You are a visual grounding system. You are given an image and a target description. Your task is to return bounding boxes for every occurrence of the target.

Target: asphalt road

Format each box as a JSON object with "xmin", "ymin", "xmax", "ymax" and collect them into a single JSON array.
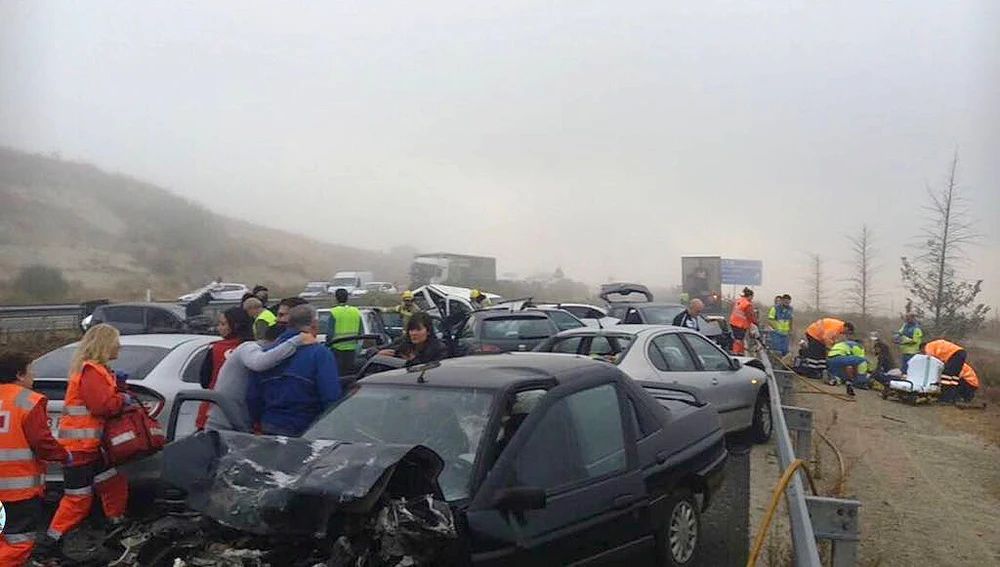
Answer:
[{"xmin": 696, "ymin": 437, "xmax": 751, "ymax": 566}]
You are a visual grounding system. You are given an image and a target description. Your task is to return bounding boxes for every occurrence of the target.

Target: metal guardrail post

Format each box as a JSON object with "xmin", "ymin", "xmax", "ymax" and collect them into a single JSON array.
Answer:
[
  {"xmin": 804, "ymin": 496, "xmax": 861, "ymax": 567},
  {"xmin": 782, "ymin": 406, "xmax": 814, "ymax": 461},
  {"xmin": 761, "ymin": 355, "xmax": 823, "ymax": 566}
]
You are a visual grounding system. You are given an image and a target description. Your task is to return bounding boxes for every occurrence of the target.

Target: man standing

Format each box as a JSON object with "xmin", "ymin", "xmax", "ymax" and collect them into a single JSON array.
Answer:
[
  {"xmin": 393, "ymin": 291, "xmax": 421, "ymax": 328},
  {"xmin": 728, "ymin": 288, "xmax": 758, "ymax": 354},
  {"xmin": 0, "ymin": 352, "xmax": 69, "ymax": 565},
  {"xmin": 243, "ymin": 298, "xmax": 276, "ymax": 340},
  {"xmin": 766, "ymin": 294, "xmax": 794, "ymax": 357},
  {"xmin": 329, "ymin": 288, "xmax": 362, "ymax": 376},
  {"xmin": 894, "ymin": 313, "xmax": 923, "ymax": 372},
  {"xmin": 672, "ymin": 298, "xmax": 704, "ymax": 331},
  {"xmin": 247, "ymin": 304, "xmax": 341, "ymax": 437},
  {"xmin": 798, "ymin": 318, "xmax": 854, "ymax": 378}
]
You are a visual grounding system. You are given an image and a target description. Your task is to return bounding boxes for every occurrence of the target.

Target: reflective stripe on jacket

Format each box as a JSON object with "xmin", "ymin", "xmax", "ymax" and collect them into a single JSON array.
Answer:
[
  {"xmin": 729, "ymin": 297, "xmax": 755, "ymax": 330},
  {"xmin": 767, "ymin": 306, "xmax": 792, "ymax": 334},
  {"xmin": 0, "ymin": 384, "xmax": 45, "ymax": 501},
  {"xmin": 897, "ymin": 322, "xmax": 923, "ymax": 354},
  {"xmin": 58, "ymin": 361, "xmax": 115, "ymax": 453}
]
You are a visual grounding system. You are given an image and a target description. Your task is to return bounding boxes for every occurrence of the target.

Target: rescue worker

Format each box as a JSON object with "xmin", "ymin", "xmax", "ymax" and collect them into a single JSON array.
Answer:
[
  {"xmin": 0, "ymin": 352, "xmax": 69, "ymax": 566},
  {"xmin": 766, "ymin": 294, "xmax": 793, "ymax": 356},
  {"xmin": 944, "ymin": 363, "xmax": 979, "ymax": 402},
  {"xmin": 798, "ymin": 318, "xmax": 854, "ymax": 378},
  {"xmin": 251, "ymin": 284, "xmax": 270, "ymax": 307},
  {"xmin": 44, "ymin": 324, "xmax": 133, "ymax": 553},
  {"xmin": 728, "ymin": 288, "xmax": 758, "ymax": 355},
  {"xmin": 470, "ymin": 289, "xmax": 492, "ymax": 310},
  {"xmin": 392, "ymin": 290, "xmax": 420, "ymax": 328},
  {"xmin": 894, "ymin": 312, "xmax": 923, "ymax": 372},
  {"xmin": 921, "ymin": 338, "xmax": 968, "ymax": 380},
  {"xmin": 244, "ymin": 297, "xmax": 276, "ymax": 340},
  {"xmin": 329, "ymin": 288, "xmax": 362, "ymax": 376},
  {"xmin": 827, "ymin": 337, "xmax": 868, "ymax": 395}
]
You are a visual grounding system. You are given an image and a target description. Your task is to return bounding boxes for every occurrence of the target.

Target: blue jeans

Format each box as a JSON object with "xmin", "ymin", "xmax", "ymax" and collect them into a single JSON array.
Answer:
[
  {"xmin": 768, "ymin": 332, "xmax": 789, "ymax": 355},
  {"xmin": 827, "ymin": 355, "xmax": 867, "ymax": 381}
]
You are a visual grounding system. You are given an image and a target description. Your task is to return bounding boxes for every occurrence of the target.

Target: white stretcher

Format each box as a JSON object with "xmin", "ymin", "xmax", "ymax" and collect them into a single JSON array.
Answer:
[{"xmin": 882, "ymin": 355, "xmax": 943, "ymax": 404}]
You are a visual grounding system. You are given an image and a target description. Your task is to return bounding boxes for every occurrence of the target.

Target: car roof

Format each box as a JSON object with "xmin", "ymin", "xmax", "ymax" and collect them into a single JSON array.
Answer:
[
  {"xmin": 549, "ymin": 324, "xmax": 687, "ymax": 338},
  {"xmin": 52, "ymin": 333, "xmax": 216, "ymax": 351},
  {"xmin": 607, "ymin": 302, "xmax": 684, "ymax": 309},
  {"xmin": 472, "ymin": 309, "xmax": 552, "ymax": 320},
  {"xmin": 361, "ymin": 353, "xmax": 612, "ymax": 389}
]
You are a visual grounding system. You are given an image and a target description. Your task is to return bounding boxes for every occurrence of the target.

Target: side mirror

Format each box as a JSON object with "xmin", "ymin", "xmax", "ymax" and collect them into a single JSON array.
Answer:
[
  {"xmin": 730, "ymin": 357, "xmax": 742, "ymax": 371},
  {"xmin": 493, "ymin": 486, "xmax": 547, "ymax": 512}
]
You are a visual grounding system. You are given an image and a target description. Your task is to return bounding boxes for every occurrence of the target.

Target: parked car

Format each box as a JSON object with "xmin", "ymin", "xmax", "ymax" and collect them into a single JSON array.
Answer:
[
  {"xmin": 82, "ymin": 303, "xmax": 190, "ymax": 335},
  {"xmin": 534, "ymin": 325, "xmax": 772, "ymax": 440},
  {"xmin": 299, "ymin": 281, "xmax": 332, "ymax": 298},
  {"xmin": 165, "ymin": 353, "xmax": 728, "ymax": 566},
  {"xmin": 457, "ymin": 308, "xmax": 585, "ymax": 353},
  {"xmin": 537, "ymin": 302, "xmax": 619, "ymax": 328},
  {"xmin": 350, "ymin": 281, "xmax": 399, "ymax": 297},
  {"xmin": 31, "ymin": 334, "xmax": 218, "ymax": 485},
  {"xmin": 178, "ymin": 282, "xmax": 249, "ymax": 302}
]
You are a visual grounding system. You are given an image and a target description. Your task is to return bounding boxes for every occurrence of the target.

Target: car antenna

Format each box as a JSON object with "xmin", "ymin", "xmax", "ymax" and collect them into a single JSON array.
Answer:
[{"xmin": 406, "ymin": 360, "xmax": 441, "ymax": 383}]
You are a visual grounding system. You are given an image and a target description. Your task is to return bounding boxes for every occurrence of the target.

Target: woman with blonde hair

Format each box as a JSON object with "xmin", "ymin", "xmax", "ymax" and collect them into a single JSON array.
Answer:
[{"xmin": 40, "ymin": 324, "xmax": 134, "ymax": 556}]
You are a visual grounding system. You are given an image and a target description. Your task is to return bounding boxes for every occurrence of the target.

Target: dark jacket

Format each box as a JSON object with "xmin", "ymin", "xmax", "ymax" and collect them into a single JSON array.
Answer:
[
  {"xmin": 401, "ymin": 337, "xmax": 446, "ymax": 367},
  {"xmin": 247, "ymin": 329, "xmax": 341, "ymax": 436},
  {"xmin": 672, "ymin": 310, "xmax": 701, "ymax": 332}
]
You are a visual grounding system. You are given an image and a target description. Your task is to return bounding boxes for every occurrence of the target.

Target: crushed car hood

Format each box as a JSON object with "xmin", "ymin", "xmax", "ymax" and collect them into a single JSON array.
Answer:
[{"xmin": 161, "ymin": 430, "xmax": 445, "ymax": 536}]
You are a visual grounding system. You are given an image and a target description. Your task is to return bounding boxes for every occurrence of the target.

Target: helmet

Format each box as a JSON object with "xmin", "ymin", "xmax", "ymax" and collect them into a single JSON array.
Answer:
[
  {"xmin": 401, "ymin": 290, "xmax": 415, "ymax": 301},
  {"xmin": 471, "ymin": 289, "xmax": 483, "ymax": 300}
]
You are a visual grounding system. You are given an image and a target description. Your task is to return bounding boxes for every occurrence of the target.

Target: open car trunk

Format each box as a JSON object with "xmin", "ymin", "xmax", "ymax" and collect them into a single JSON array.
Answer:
[{"xmin": 598, "ymin": 282, "xmax": 654, "ymax": 303}]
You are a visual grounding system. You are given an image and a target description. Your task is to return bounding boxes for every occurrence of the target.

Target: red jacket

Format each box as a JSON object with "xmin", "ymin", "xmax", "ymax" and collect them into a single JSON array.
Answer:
[{"xmin": 24, "ymin": 400, "xmax": 69, "ymax": 462}]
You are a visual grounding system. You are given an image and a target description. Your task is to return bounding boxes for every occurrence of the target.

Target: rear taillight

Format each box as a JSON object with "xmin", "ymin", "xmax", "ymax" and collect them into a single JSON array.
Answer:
[
  {"xmin": 478, "ymin": 344, "xmax": 502, "ymax": 353},
  {"xmin": 132, "ymin": 390, "xmax": 165, "ymax": 418}
]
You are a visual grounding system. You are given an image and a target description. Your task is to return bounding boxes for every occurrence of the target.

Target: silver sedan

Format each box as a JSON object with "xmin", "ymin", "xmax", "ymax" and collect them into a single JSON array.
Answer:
[{"xmin": 534, "ymin": 324, "xmax": 772, "ymax": 441}]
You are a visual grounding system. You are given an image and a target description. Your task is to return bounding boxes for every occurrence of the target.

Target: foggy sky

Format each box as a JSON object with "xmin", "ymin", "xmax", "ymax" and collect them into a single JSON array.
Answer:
[{"xmin": 2, "ymin": 0, "xmax": 998, "ymax": 311}]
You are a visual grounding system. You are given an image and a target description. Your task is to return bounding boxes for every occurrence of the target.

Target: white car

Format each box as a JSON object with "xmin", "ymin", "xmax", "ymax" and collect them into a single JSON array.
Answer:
[
  {"xmin": 350, "ymin": 282, "xmax": 399, "ymax": 297},
  {"xmin": 178, "ymin": 282, "xmax": 249, "ymax": 302},
  {"xmin": 299, "ymin": 281, "xmax": 332, "ymax": 298},
  {"xmin": 537, "ymin": 303, "xmax": 620, "ymax": 328}
]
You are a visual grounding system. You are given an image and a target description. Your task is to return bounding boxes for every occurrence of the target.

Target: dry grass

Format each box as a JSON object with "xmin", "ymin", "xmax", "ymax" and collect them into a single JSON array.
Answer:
[{"xmin": 0, "ymin": 330, "xmax": 79, "ymax": 359}]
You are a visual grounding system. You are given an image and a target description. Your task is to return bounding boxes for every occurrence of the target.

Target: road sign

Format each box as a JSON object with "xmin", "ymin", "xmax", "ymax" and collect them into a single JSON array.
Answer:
[{"xmin": 721, "ymin": 258, "xmax": 763, "ymax": 286}]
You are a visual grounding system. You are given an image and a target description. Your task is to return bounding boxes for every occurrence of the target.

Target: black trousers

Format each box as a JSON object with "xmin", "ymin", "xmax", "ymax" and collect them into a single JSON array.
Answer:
[
  {"xmin": 3, "ymin": 496, "xmax": 42, "ymax": 537},
  {"xmin": 942, "ymin": 350, "xmax": 967, "ymax": 377},
  {"xmin": 798, "ymin": 335, "xmax": 828, "ymax": 378},
  {"xmin": 333, "ymin": 349, "xmax": 357, "ymax": 377}
]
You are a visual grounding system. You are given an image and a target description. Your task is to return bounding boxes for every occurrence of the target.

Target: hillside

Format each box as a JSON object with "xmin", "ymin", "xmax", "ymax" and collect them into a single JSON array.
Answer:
[{"xmin": 0, "ymin": 148, "xmax": 411, "ymax": 300}]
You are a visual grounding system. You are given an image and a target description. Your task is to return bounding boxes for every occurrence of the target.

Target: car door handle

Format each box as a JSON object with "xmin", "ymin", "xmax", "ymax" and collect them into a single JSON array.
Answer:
[
  {"xmin": 711, "ymin": 377, "xmax": 720, "ymax": 385},
  {"xmin": 613, "ymin": 494, "xmax": 638, "ymax": 509}
]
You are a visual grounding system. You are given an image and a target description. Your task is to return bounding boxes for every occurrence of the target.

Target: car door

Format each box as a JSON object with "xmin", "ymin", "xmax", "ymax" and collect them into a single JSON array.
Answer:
[
  {"xmin": 644, "ymin": 333, "xmax": 721, "ymax": 406},
  {"xmin": 680, "ymin": 333, "xmax": 754, "ymax": 431},
  {"xmin": 467, "ymin": 380, "xmax": 653, "ymax": 566}
]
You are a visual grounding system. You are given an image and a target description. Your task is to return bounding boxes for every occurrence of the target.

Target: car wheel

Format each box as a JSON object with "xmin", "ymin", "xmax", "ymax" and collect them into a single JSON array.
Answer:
[
  {"xmin": 658, "ymin": 489, "xmax": 700, "ymax": 566},
  {"xmin": 750, "ymin": 391, "xmax": 772, "ymax": 444}
]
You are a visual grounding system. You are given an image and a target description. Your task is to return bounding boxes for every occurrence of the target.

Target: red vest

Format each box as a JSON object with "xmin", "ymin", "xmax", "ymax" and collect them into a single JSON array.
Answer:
[
  {"xmin": 196, "ymin": 338, "xmax": 241, "ymax": 429},
  {"xmin": 59, "ymin": 361, "xmax": 116, "ymax": 453}
]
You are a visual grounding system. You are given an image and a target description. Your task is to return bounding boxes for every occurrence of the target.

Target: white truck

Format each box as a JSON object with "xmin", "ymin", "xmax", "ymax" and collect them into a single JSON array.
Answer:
[{"xmin": 329, "ymin": 271, "xmax": 374, "ymax": 294}]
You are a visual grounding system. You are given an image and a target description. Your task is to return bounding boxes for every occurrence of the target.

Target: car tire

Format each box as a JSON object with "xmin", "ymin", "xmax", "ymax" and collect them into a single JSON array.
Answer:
[
  {"xmin": 658, "ymin": 489, "xmax": 701, "ymax": 567},
  {"xmin": 750, "ymin": 391, "xmax": 772, "ymax": 444}
]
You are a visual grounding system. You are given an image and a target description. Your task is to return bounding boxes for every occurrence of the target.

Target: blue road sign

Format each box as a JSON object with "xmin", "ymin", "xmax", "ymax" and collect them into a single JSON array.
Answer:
[{"xmin": 721, "ymin": 259, "xmax": 763, "ymax": 286}]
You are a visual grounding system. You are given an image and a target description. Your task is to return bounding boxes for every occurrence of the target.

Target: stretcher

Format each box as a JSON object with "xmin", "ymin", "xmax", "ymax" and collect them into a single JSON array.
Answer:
[{"xmin": 881, "ymin": 354, "xmax": 943, "ymax": 405}]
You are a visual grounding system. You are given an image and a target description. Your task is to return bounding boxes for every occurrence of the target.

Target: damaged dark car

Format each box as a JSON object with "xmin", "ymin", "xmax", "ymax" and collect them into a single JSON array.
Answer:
[{"xmin": 90, "ymin": 354, "xmax": 727, "ymax": 566}]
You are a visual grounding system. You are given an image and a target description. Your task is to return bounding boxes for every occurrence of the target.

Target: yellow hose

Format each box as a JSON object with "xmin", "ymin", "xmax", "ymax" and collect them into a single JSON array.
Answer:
[{"xmin": 746, "ymin": 458, "xmax": 818, "ymax": 567}]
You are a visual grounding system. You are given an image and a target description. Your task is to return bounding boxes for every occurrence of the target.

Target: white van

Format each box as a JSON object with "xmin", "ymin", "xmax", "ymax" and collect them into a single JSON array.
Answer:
[{"xmin": 329, "ymin": 271, "xmax": 374, "ymax": 293}]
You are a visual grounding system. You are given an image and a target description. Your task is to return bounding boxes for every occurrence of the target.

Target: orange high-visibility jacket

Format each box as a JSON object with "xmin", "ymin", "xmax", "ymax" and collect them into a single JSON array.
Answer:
[
  {"xmin": 805, "ymin": 318, "xmax": 846, "ymax": 347},
  {"xmin": 0, "ymin": 384, "xmax": 46, "ymax": 502},
  {"xmin": 58, "ymin": 361, "xmax": 117, "ymax": 453},
  {"xmin": 729, "ymin": 297, "xmax": 757, "ymax": 330},
  {"xmin": 923, "ymin": 339, "xmax": 963, "ymax": 364},
  {"xmin": 959, "ymin": 363, "xmax": 979, "ymax": 389}
]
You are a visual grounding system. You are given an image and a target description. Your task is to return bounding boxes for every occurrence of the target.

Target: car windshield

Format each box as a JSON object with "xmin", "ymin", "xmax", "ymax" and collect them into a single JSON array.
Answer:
[
  {"xmin": 332, "ymin": 277, "xmax": 358, "ymax": 287},
  {"xmin": 305, "ymin": 385, "xmax": 494, "ymax": 501},
  {"xmin": 32, "ymin": 345, "xmax": 172, "ymax": 380},
  {"xmin": 482, "ymin": 317, "xmax": 553, "ymax": 340},
  {"xmin": 640, "ymin": 305, "xmax": 685, "ymax": 325}
]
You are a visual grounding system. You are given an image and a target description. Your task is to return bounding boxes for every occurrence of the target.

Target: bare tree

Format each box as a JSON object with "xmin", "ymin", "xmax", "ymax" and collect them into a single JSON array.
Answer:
[
  {"xmin": 847, "ymin": 224, "xmax": 878, "ymax": 319},
  {"xmin": 900, "ymin": 152, "xmax": 990, "ymax": 337},
  {"xmin": 804, "ymin": 253, "xmax": 825, "ymax": 311}
]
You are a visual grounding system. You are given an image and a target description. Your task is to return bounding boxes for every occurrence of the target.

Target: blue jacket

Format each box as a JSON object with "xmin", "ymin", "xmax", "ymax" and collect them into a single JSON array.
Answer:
[{"xmin": 247, "ymin": 329, "xmax": 341, "ymax": 435}]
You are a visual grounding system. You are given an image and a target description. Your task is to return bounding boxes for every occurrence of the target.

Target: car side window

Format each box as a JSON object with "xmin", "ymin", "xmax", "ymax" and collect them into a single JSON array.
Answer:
[
  {"xmin": 551, "ymin": 337, "xmax": 584, "ymax": 354},
  {"xmin": 548, "ymin": 311, "xmax": 585, "ymax": 331},
  {"xmin": 684, "ymin": 334, "xmax": 733, "ymax": 371},
  {"xmin": 182, "ymin": 346, "xmax": 211, "ymax": 383},
  {"xmin": 650, "ymin": 334, "xmax": 698, "ymax": 371},
  {"xmin": 607, "ymin": 306, "xmax": 626, "ymax": 320},
  {"xmin": 105, "ymin": 306, "xmax": 143, "ymax": 325},
  {"xmin": 458, "ymin": 318, "xmax": 476, "ymax": 339},
  {"xmin": 513, "ymin": 384, "xmax": 626, "ymax": 491},
  {"xmin": 147, "ymin": 309, "xmax": 179, "ymax": 330}
]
